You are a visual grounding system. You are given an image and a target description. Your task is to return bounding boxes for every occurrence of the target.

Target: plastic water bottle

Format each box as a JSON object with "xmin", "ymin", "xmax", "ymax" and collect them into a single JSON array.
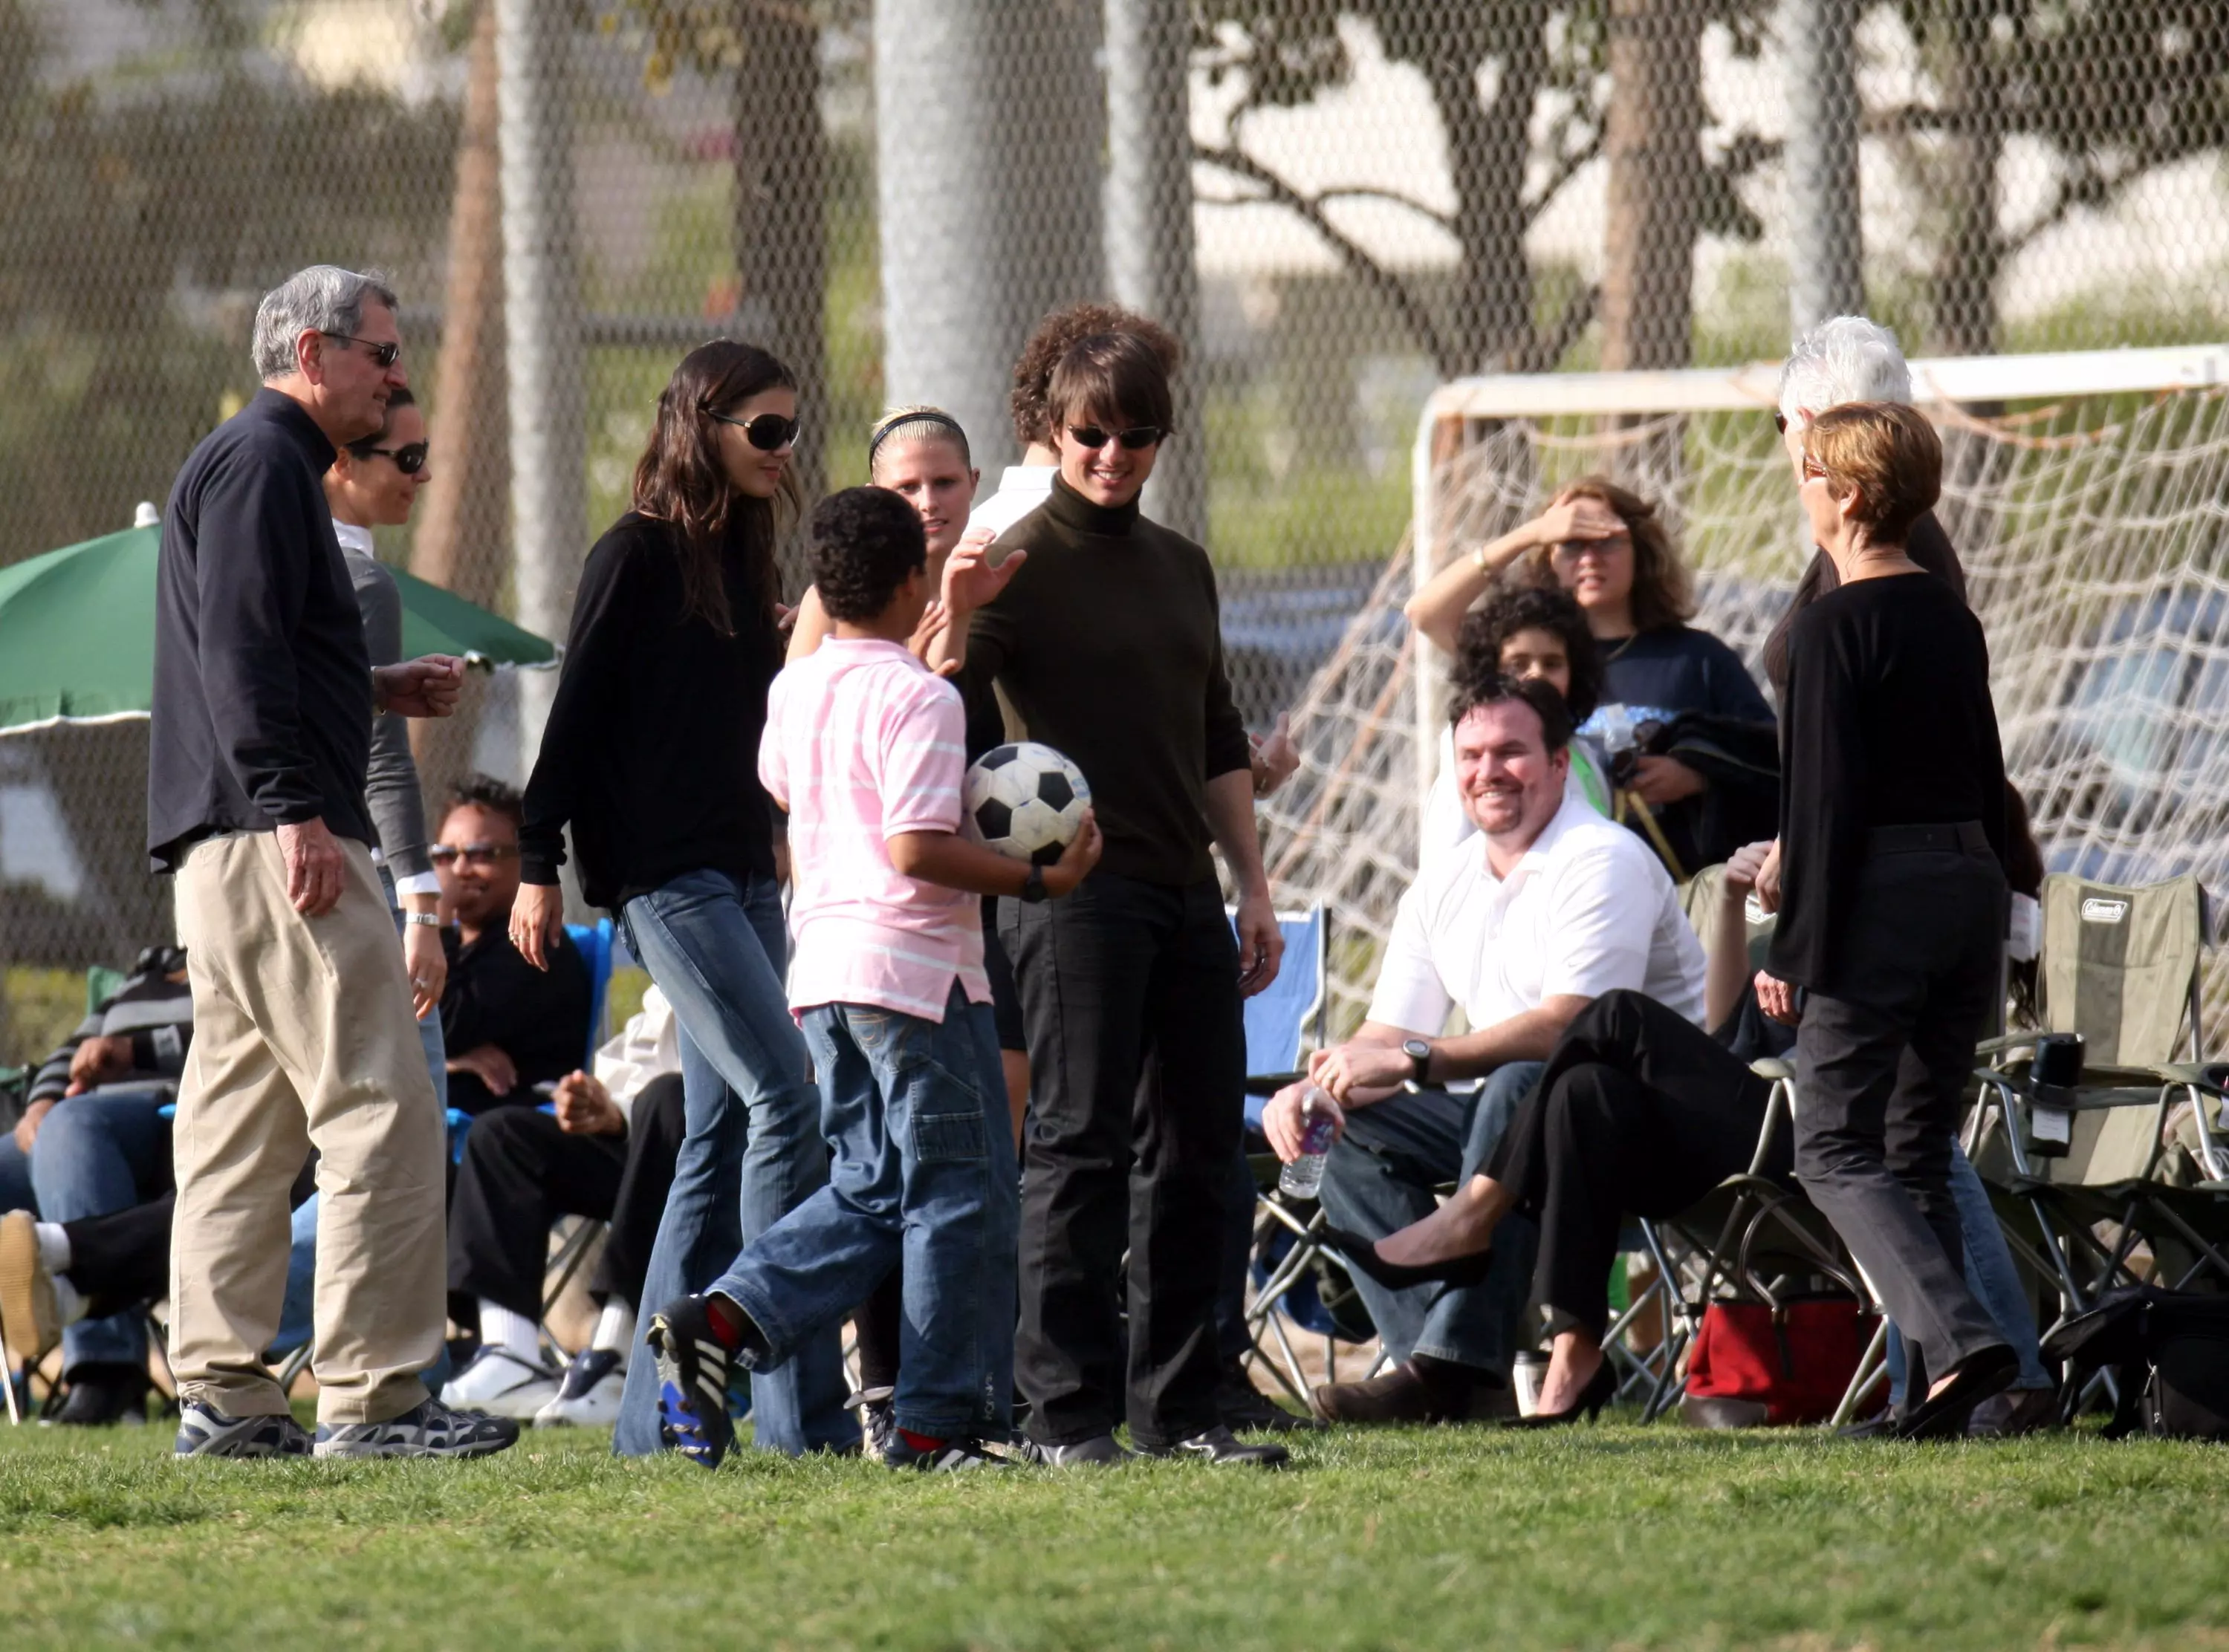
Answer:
[{"xmin": 1279, "ymin": 1086, "xmax": 1344, "ymax": 1198}]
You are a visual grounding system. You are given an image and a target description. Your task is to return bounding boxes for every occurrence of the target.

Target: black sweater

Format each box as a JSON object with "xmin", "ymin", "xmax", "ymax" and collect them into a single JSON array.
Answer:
[
  {"xmin": 148, "ymin": 389, "xmax": 374, "ymax": 869},
  {"xmin": 440, "ymin": 923, "xmax": 591, "ymax": 1115},
  {"xmin": 963, "ymin": 478, "xmax": 1250, "ymax": 886},
  {"xmin": 519, "ymin": 512, "xmax": 782, "ymax": 910},
  {"xmin": 1768, "ymin": 572, "xmax": 2007, "ymax": 992}
]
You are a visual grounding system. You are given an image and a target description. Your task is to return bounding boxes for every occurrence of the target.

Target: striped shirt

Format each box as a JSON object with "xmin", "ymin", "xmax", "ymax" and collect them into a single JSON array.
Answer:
[{"xmin": 759, "ymin": 637, "xmax": 989, "ymax": 1021}]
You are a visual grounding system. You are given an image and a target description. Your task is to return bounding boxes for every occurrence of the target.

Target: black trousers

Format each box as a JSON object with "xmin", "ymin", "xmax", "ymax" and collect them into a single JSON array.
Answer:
[
  {"xmin": 446, "ymin": 1072, "xmax": 688, "ymax": 1324},
  {"xmin": 1491, "ymin": 990, "xmax": 1783, "ymax": 1339},
  {"xmin": 1002, "ymin": 873, "xmax": 1245, "ymax": 1448},
  {"xmin": 1794, "ymin": 839, "xmax": 2008, "ymax": 1385},
  {"xmin": 64, "ymin": 1149, "xmax": 322, "ymax": 1320}
]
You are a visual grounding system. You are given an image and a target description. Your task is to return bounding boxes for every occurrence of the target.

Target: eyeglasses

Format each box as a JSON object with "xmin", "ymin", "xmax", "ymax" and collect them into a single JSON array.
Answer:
[
  {"xmin": 1066, "ymin": 424, "xmax": 1164, "ymax": 452},
  {"xmin": 429, "ymin": 841, "xmax": 516, "ymax": 868},
  {"xmin": 321, "ymin": 332, "xmax": 401, "ymax": 370},
  {"xmin": 706, "ymin": 409, "xmax": 800, "ymax": 452},
  {"xmin": 1773, "ymin": 412, "xmax": 1789, "ymax": 435},
  {"xmin": 363, "ymin": 442, "xmax": 427, "ymax": 475}
]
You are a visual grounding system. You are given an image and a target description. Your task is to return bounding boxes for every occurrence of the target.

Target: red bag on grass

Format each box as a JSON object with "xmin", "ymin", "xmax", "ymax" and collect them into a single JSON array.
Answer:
[{"xmin": 1682, "ymin": 1298, "xmax": 1875, "ymax": 1427}]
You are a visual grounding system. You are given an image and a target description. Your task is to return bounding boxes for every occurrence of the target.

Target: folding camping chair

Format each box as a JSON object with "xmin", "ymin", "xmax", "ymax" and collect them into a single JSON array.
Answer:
[
  {"xmin": 1970, "ymin": 874, "xmax": 2222, "ymax": 1337},
  {"xmin": 1226, "ymin": 906, "xmax": 1375, "ymax": 1407}
]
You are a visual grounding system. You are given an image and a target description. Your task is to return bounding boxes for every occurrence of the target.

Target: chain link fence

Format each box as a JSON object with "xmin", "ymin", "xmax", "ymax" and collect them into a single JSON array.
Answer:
[{"xmin": 4, "ymin": 0, "xmax": 2226, "ymax": 1060}]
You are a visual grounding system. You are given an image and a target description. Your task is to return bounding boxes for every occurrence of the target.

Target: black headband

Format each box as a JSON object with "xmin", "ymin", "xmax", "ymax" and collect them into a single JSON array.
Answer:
[{"xmin": 868, "ymin": 409, "xmax": 969, "ymax": 469}]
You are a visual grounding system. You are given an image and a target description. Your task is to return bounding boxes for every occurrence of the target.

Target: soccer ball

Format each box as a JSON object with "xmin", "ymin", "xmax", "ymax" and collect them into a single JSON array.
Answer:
[{"xmin": 964, "ymin": 743, "xmax": 1091, "ymax": 866}]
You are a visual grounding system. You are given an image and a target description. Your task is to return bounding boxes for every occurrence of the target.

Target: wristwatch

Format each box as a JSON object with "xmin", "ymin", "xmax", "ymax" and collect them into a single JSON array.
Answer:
[
  {"xmin": 1402, "ymin": 1037, "xmax": 1433, "ymax": 1085},
  {"xmin": 403, "ymin": 911, "xmax": 443, "ymax": 928},
  {"xmin": 1019, "ymin": 865, "xmax": 1049, "ymax": 903}
]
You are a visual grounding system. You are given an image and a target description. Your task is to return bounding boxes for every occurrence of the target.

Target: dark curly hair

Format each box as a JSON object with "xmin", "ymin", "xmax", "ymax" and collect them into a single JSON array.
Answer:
[
  {"xmin": 1447, "ymin": 670, "xmax": 1574, "ymax": 752},
  {"xmin": 1009, "ymin": 301, "xmax": 1181, "ymax": 447},
  {"xmin": 1450, "ymin": 585, "xmax": 1603, "ymax": 726},
  {"xmin": 445, "ymin": 773, "xmax": 524, "ymax": 832},
  {"xmin": 810, "ymin": 487, "xmax": 927, "ymax": 623}
]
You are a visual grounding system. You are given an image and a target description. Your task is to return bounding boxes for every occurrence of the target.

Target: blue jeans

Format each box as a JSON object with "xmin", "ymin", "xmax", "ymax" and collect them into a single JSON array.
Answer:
[
  {"xmin": 1886, "ymin": 1140, "xmax": 2051, "ymax": 1405},
  {"xmin": 611, "ymin": 868, "xmax": 851, "ymax": 1457},
  {"xmin": 1316, "ymin": 1062, "xmax": 1545, "ymax": 1380},
  {"xmin": 714, "ymin": 986, "xmax": 1017, "ymax": 1441},
  {"xmin": 30, "ymin": 1087, "xmax": 172, "ymax": 1373},
  {"xmin": 0, "ymin": 1134, "xmax": 31, "ymax": 1215}
]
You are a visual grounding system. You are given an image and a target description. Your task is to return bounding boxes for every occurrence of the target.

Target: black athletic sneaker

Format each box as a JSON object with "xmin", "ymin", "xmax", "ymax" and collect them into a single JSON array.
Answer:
[
  {"xmin": 882, "ymin": 1433, "xmax": 1009, "ymax": 1473},
  {"xmin": 646, "ymin": 1294, "xmax": 742, "ymax": 1470},
  {"xmin": 175, "ymin": 1401, "xmax": 314, "ymax": 1458},
  {"xmin": 312, "ymin": 1397, "xmax": 519, "ymax": 1459}
]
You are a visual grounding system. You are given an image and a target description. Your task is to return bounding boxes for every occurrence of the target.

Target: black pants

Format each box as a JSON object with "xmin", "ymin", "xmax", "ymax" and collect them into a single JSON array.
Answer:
[
  {"xmin": 1492, "ymin": 991, "xmax": 1784, "ymax": 1339},
  {"xmin": 63, "ymin": 1149, "xmax": 322, "ymax": 1319},
  {"xmin": 446, "ymin": 1072, "xmax": 688, "ymax": 1324},
  {"xmin": 1794, "ymin": 838, "xmax": 2009, "ymax": 1386},
  {"xmin": 1002, "ymin": 873, "xmax": 1245, "ymax": 1448}
]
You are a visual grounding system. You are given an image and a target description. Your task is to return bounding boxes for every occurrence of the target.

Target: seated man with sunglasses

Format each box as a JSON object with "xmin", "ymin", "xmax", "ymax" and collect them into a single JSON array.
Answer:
[{"xmin": 432, "ymin": 776, "xmax": 592, "ymax": 1117}]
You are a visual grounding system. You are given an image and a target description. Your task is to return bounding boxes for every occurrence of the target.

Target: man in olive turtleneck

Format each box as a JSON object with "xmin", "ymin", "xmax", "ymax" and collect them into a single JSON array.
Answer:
[{"xmin": 937, "ymin": 331, "xmax": 1288, "ymax": 1469}]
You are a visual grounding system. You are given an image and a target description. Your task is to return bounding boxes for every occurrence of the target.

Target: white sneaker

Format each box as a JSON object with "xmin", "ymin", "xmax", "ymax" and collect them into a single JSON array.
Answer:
[
  {"xmin": 533, "ymin": 1347, "xmax": 625, "ymax": 1428},
  {"xmin": 443, "ymin": 1345, "xmax": 559, "ymax": 1419}
]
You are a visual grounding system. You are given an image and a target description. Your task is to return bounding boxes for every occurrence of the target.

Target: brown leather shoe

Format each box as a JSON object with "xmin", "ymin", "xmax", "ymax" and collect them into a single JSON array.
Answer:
[{"xmin": 1311, "ymin": 1360, "xmax": 1486, "ymax": 1425}]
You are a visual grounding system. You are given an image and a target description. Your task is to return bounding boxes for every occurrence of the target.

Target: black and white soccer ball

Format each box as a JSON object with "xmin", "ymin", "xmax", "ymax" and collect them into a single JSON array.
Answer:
[{"xmin": 964, "ymin": 742, "xmax": 1091, "ymax": 866}]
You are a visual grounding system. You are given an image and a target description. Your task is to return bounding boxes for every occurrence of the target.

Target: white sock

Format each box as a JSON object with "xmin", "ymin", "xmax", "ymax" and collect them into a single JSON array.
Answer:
[
  {"xmin": 591, "ymin": 1301, "xmax": 635, "ymax": 1366},
  {"xmin": 478, "ymin": 1301, "xmax": 542, "ymax": 1364},
  {"xmin": 53, "ymin": 1275, "xmax": 86, "ymax": 1327},
  {"xmin": 34, "ymin": 1220, "xmax": 70, "ymax": 1273}
]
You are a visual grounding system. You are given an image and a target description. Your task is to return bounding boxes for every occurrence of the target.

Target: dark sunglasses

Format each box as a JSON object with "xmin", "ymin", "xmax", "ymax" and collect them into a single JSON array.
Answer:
[
  {"xmin": 364, "ymin": 442, "xmax": 428, "ymax": 475},
  {"xmin": 322, "ymin": 331, "xmax": 401, "ymax": 370},
  {"xmin": 1773, "ymin": 411, "xmax": 1789, "ymax": 435},
  {"xmin": 706, "ymin": 409, "xmax": 800, "ymax": 452},
  {"xmin": 1067, "ymin": 423, "xmax": 1164, "ymax": 452},
  {"xmin": 429, "ymin": 841, "xmax": 516, "ymax": 868}
]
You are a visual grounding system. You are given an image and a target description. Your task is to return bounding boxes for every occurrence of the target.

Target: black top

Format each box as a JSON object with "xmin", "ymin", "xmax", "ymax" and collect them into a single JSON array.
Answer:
[
  {"xmin": 519, "ymin": 512, "xmax": 782, "ymax": 910},
  {"xmin": 30, "ymin": 946, "xmax": 194, "ymax": 1106},
  {"xmin": 148, "ymin": 389, "xmax": 374, "ymax": 869},
  {"xmin": 439, "ymin": 923, "xmax": 592, "ymax": 1116},
  {"xmin": 1768, "ymin": 572, "xmax": 2007, "ymax": 991},
  {"xmin": 963, "ymin": 477, "xmax": 1251, "ymax": 886}
]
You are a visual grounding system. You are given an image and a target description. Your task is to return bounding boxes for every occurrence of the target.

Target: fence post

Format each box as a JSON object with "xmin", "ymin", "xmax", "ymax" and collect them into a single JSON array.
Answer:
[{"xmin": 1782, "ymin": 0, "xmax": 1865, "ymax": 333}]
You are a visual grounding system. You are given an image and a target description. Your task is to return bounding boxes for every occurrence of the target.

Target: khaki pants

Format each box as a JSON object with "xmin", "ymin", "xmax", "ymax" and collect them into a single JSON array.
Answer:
[{"xmin": 170, "ymin": 831, "xmax": 446, "ymax": 1424}]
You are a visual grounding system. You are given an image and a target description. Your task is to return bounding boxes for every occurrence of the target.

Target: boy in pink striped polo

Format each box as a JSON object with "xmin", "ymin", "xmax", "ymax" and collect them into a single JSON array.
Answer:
[{"xmin": 646, "ymin": 487, "xmax": 1099, "ymax": 1471}]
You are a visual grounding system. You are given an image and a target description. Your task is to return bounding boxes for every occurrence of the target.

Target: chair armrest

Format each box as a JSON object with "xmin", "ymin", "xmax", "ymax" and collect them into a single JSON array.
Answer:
[{"xmin": 1749, "ymin": 1057, "xmax": 1794, "ymax": 1082}]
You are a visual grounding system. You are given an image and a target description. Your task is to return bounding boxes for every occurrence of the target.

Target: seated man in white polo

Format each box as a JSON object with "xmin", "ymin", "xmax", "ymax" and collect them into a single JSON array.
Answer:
[{"xmin": 1265, "ymin": 672, "xmax": 1706, "ymax": 1425}]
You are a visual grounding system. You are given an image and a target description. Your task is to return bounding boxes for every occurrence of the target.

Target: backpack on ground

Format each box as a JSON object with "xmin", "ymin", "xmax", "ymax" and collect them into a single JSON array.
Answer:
[{"xmin": 2039, "ymin": 1286, "xmax": 2229, "ymax": 1440}]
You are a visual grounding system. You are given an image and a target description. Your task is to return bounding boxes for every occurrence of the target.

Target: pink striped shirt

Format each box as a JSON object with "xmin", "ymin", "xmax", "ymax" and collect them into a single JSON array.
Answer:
[{"xmin": 759, "ymin": 637, "xmax": 989, "ymax": 1021}]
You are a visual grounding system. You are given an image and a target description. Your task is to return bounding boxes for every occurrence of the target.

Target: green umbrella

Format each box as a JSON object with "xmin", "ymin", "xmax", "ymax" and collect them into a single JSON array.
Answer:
[{"xmin": 0, "ymin": 516, "xmax": 556, "ymax": 734}]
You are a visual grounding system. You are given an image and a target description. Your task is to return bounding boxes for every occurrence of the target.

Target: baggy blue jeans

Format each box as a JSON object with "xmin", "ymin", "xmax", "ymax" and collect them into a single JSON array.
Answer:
[
  {"xmin": 713, "ymin": 985, "xmax": 1017, "ymax": 1442},
  {"xmin": 28, "ymin": 1087, "xmax": 171, "ymax": 1373},
  {"xmin": 611, "ymin": 868, "xmax": 851, "ymax": 1457}
]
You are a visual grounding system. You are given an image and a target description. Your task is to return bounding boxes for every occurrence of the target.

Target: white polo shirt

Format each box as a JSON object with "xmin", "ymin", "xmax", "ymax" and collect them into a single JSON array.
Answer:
[
  {"xmin": 1369, "ymin": 792, "xmax": 1707, "ymax": 1038},
  {"xmin": 968, "ymin": 464, "xmax": 1057, "ymax": 537}
]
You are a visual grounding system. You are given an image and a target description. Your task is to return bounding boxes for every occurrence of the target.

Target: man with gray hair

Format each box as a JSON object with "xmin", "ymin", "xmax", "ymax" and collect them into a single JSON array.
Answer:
[
  {"xmin": 149, "ymin": 264, "xmax": 510, "ymax": 1459},
  {"xmin": 1762, "ymin": 314, "xmax": 1966, "ymax": 689}
]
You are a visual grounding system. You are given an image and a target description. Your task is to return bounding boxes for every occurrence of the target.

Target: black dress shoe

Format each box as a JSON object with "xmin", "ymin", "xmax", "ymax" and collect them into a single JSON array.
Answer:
[
  {"xmin": 1318, "ymin": 1225, "xmax": 1494, "ymax": 1291},
  {"xmin": 44, "ymin": 1363, "xmax": 149, "ymax": 1428},
  {"xmin": 1896, "ymin": 1344, "xmax": 2019, "ymax": 1440},
  {"xmin": 1219, "ymin": 1359, "xmax": 1323, "ymax": 1434},
  {"xmin": 1141, "ymin": 1422, "xmax": 1290, "ymax": 1468}
]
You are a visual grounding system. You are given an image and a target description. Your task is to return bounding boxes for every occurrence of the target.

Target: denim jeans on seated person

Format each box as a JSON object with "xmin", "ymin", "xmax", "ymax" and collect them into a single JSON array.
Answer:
[
  {"xmin": 1885, "ymin": 1139, "xmax": 2052, "ymax": 1407},
  {"xmin": 610, "ymin": 868, "xmax": 853, "ymax": 1458},
  {"xmin": 30, "ymin": 1087, "xmax": 173, "ymax": 1375},
  {"xmin": 713, "ymin": 983, "xmax": 1017, "ymax": 1443},
  {"xmin": 1316, "ymin": 1061, "xmax": 1545, "ymax": 1382},
  {"xmin": 0, "ymin": 1134, "xmax": 30, "ymax": 1217}
]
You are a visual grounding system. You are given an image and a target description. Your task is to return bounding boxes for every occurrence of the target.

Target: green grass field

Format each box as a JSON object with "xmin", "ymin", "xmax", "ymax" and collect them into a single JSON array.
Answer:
[{"xmin": 4, "ymin": 1414, "xmax": 2227, "ymax": 1650}]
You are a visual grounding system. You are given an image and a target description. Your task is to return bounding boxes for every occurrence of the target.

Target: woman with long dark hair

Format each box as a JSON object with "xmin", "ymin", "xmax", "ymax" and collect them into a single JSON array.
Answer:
[{"xmin": 510, "ymin": 341, "xmax": 852, "ymax": 1459}]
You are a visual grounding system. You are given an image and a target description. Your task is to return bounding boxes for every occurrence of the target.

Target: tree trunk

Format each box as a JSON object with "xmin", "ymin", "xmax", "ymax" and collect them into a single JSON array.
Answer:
[
  {"xmin": 1421, "ymin": 17, "xmax": 1543, "ymax": 376},
  {"xmin": 1600, "ymin": 0, "xmax": 1703, "ymax": 373},
  {"xmin": 412, "ymin": 0, "xmax": 509, "ymax": 799},
  {"xmin": 733, "ymin": 1, "xmax": 826, "ymax": 591}
]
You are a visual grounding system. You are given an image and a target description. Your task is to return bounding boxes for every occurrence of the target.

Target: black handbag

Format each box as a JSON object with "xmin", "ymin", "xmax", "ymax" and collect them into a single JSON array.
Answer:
[{"xmin": 2040, "ymin": 1286, "xmax": 2229, "ymax": 1440}]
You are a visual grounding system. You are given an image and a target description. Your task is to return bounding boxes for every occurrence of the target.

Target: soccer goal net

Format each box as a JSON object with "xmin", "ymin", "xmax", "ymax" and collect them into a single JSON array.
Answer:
[{"xmin": 1258, "ymin": 342, "xmax": 2229, "ymax": 1042}]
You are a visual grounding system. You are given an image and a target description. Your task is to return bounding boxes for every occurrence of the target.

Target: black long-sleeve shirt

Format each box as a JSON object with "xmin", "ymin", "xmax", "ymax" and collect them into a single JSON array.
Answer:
[
  {"xmin": 519, "ymin": 513, "xmax": 781, "ymax": 910},
  {"xmin": 1768, "ymin": 572, "xmax": 2007, "ymax": 992},
  {"xmin": 149, "ymin": 389, "xmax": 374, "ymax": 869},
  {"xmin": 439, "ymin": 923, "xmax": 591, "ymax": 1115},
  {"xmin": 961, "ymin": 477, "xmax": 1250, "ymax": 887}
]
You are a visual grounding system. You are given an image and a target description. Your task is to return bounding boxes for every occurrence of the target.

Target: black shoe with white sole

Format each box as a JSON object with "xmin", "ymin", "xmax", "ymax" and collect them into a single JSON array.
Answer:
[
  {"xmin": 312, "ymin": 1397, "xmax": 520, "ymax": 1459},
  {"xmin": 1140, "ymin": 1422, "xmax": 1291, "ymax": 1469},
  {"xmin": 646, "ymin": 1293, "xmax": 745, "ymax": 1470},
  {"xmin": 175, "ymin": 1402, "xmax": 314, "ymax": 1459},
  {"xmin": 1013, "ymin": 1432, "xmax": 1133, "ymax": 1468}
]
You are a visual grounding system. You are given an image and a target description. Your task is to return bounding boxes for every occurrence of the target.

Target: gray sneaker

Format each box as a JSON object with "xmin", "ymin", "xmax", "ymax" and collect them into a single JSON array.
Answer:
[
  {"xmin": 313, "ymin": 1396, "xmax": 519, "ymax": 1459},
  {"xmin": 175, "ymin": 1401, "xmax": 313, "ymax": 1459},
  {"xmin": 1014, "ymin": 1432, "xmax": 1133, "ymax": 1468}
]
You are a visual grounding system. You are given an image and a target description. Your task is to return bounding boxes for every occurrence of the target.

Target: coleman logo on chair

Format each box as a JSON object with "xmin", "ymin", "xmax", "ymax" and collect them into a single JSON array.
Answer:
[{"xmin": 2080, "ymin": 897, "xmax": 2130, "ymax": 925}]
